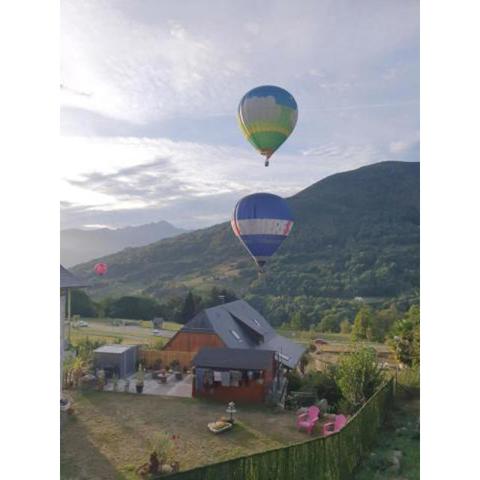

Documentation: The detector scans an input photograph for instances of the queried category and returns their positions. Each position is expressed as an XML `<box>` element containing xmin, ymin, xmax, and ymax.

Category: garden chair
<box><xmin>322</xmin><ymin>414</ymin><xmax>347</xmax><ymax>436</ymax></box>
<box><xmin>296</xmin><ymin>405</ymin><xmax>320</xmax><ymax>435</ymax></box>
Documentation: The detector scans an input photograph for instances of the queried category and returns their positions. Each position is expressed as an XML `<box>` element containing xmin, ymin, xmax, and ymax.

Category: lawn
<box><xmin>61</xmin><ymin>391</ymin><xmax>323</xmax><ymax>480</ymax></box>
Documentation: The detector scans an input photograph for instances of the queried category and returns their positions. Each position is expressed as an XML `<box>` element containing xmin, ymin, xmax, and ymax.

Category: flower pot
<box><xmin>136</xmin><ymin>384</ymin><xmax>144</xmax><ymax>394</ymax></box>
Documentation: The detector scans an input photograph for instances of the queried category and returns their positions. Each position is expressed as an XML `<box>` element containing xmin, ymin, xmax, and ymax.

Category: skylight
<box><xmin>252</xmin><ymin>318</ymin><xmax>261</xmax><ymax>326</ymax></box>
<box><xmin>230</xmin><ymin>330</ymin><xmax>242</xmax><ymax>342</ymax></box>
<box><xmin>278</xmin><ymin>353</ymin><xmax>291</xmax><ymax>361</ymax></box>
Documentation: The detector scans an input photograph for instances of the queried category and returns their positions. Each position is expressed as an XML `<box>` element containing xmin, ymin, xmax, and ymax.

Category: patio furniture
<box><xmin>322</xmin><ymin>414</ymin><xmax>348</xmax><ymax>436</ymax></box>
<box><xmin>296</xmin><ymin>405</ymin><xmax>320</xmax><ymax>435</ymax></box>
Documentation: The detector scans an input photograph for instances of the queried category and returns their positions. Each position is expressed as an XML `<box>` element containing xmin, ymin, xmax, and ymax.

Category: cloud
<box><xmin>60</xmin><ymin>0</ymin><xmax>419</xmax><ymax>229</ymax></box>
<box><xmin>60</xmin><ymin>135</ymin><xmax>396</xmax><ymax>229</ymax></box>
<box><xmin>61</xmin><ymin>0</ymin><xmax>419</xmax><ymax>125</ymax></box>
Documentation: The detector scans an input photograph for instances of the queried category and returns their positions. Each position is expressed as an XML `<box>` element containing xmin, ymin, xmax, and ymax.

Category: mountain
<box><xmin>73</xmin><ymin>161</ymin><xmax>419</xmax><ymax>308</ymax></box>
<box><xmin>61</xmin><ymin>220</ymin><xmax>187</xmax><ymax>267</ymax></box>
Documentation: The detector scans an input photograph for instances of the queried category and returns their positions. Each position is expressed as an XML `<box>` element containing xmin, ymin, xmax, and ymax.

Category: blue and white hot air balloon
<box><xmin>231</xmin><ymin>193</ymin><xmax>294</xmax><ymax>270</ymax></box>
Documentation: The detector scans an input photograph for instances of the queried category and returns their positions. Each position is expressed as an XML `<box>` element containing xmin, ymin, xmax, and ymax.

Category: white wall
<box><xmin>60</xmin><ymin>291</ymin><xmax>65</xmax><ymax>397</ymax></box>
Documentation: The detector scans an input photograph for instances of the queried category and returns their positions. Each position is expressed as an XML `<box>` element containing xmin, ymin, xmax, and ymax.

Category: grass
<box><xmin>61</xmin><ymin>391</ymin><xmax>327</xmax><ymax>480</ymax></box>
<box><xmin>67</xmin><ymin>318</ymin><xmax>181</xmax><ymax>348</ymax></box>
<box><xmin>353</xmin><ymin>392</ymin><xmax>420</xmax><ymax>480</ymax></box>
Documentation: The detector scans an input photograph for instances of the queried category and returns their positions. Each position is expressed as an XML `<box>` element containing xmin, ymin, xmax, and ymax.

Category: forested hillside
<box><xmin>73</xmin><ymin>161</ymin><xmax>419</xmax><ymax>328</ymax></box>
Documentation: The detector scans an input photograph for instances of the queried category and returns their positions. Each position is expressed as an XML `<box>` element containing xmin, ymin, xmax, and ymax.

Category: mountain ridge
<box><xmin>61</xmin><ymin>220</ymin><xmax>188</xmax><ymax>267</ymax></box>
<box><xmin>72</xmin><ymin>161</ymin><xmax>419</xmax><ymax>305</ymax></box>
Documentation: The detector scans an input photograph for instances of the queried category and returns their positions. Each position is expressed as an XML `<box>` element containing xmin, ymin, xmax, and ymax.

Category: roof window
<box><xmin>230</xmin><ymin>329</ymin><xmax>242</xmax><ymax>342</ymax></box>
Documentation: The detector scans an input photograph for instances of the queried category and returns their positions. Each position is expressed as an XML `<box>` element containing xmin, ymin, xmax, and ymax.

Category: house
<box><xmin>152</xmin><ymin>317</ymin><xmax>164</xmax><ymax>329</ymax></box>
<box><xmin>163</xmin><ymin>299</ymin><xmax>306</xmax><ymax>369</ymax></box>
<box><xmin>60</xmin><ymin>265</ymin><xmax>88</xmax><ymax>396</ymax></box>
<box><xmin>163</xmin><ymin>299</ymin><xmax>306</xmax><ymax>404</ymax></box>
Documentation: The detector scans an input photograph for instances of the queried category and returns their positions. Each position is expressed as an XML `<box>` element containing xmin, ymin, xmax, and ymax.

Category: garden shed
<box><xmin>94</xmin><ymin>344</ymin><xmax>138</xmax><ymax>378</ymax></box>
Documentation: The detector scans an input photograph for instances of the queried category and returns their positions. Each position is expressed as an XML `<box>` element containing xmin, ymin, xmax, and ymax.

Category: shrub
<box><xmin>286</xmin><ymin>370</ymin><xmax>303</xmax><ymax>393</ymax></box>
<box><xmin>335</xmin><ymin>346</ymin><xmax>385</xmax><ymax>411</ymax></box>
<box><xmin>299</xmin><ymin>367</ymin><xmax>343</xmax><ymax>407</ymax></box>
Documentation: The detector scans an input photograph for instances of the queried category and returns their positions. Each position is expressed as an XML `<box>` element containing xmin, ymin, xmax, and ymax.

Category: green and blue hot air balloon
<box><xmin>237</xmin><ymin>85</ymin><xmax>298</xmax><ymax>166</ymax></box>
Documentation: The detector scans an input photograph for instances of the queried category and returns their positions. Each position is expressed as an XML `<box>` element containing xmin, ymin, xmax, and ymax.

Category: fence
<box><xmin>138</xmin><ymin>349</ymin><xmax>195</xmax><ymax>370</ymax></box>
<box><xmin>166</xmin><ymin>378</ymin><xmax>394</xmax><ymax>480</ymax></box>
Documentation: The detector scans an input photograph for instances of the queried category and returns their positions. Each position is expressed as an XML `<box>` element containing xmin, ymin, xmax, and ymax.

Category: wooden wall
<box><xmin>193</xmin><ymin>381</ymin><xmax>268</xmax><ymax>404</ymax></box>
<box><xmin>138</xmin><ymin>350</ymin><xmax>195</xmax><ymax>370</ymax></box>
<box><xmin>163</xmin><ymin>332</ymin><xmax>225</xmax><ymax>353</ymax></box>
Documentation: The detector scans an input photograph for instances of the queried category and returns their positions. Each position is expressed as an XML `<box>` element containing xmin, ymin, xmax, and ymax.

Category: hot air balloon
<box><xmin>237</xmin><ymin>85</ymin><xmax>298</xmax><ymax>166</ymax></box>
<box><xmin>231</xmin><ymin>193</ymin><xmax>294</xmax><ymax>270</ymax></box>
<box><xmin>94</xmin><ymin>262</ymin><xmax>108</xmax><ymax>276</ymax></box>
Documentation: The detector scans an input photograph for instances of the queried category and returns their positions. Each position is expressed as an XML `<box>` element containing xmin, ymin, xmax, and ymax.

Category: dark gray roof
<box><xmin>192</xmin><ymin>347</ymin><xmax>275</xmax><ymax>370</ymax></box>
<box><xmin>257</xmin><ymin>334</ymin><xmax>306</xmax><ymax>369</ymax></box>
<box><xmin>181</xmin><ymin>299</ymin><xmax>306</xmax><ymax>369</ymax></box>
<box><xmin>181</xmin><ymin>311</ymin><xmax>214</xmax><ymax>333</ymax></box>
<box><xmin>60</xmin><ymin>265</ymin><xmax>88</xmax><ymax>289</ymax></box>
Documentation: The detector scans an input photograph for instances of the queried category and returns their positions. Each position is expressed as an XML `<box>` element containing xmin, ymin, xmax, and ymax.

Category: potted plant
<box><xmin>96</xmin><ymin>369</ymin><xmax>106</xmax><ymax>391</ymax></box>
<box><xmin>112</xmin><ymin>373</ymin><xmax>119</xmax><ymax>392</ymax></box>
<box><xmin>136</xmin><ymin>364</ymin><xmax>145</xmax><ymax>394</ymax></box>
<box><xmin>158</xmin><ymin>369</ymin><xmax>167</xmax><ymax>384</ymax></box>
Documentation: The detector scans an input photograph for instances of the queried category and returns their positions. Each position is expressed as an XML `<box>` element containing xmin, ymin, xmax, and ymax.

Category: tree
<box><xmin>70</xmin><ymin>290</ymin><xmax>97</xmax><ymax>317</ymax></box>
<box><xmin>318</xmin><ymin>313</ymin><xmax>340</xmax><ymax>332</ymax></box>
<box><xmin>180</xmin><ymin>291</ymin><xmax>197</xmax><ymax>324</ymax></box>
<box><xmin>335</xmin><ymin>346</ymin><xmax>385</xmax><ymax>410</ymax></box>
<box><xmin>340</xmin><ymin>319</ymin><xmax>352</xmax><ymax>334</ymax></box>
<box><xmin>108</xmin><ymin>296</ymin><xmax>159</xmax><ymax>320</ymax></box>
<box><xmin>289</xmin><ymin>311</ymin><xmax>306</xmax><ymax>330</ymax></box>
<box><xmin>388</xmin><ymin>305</ymin><xmax>420</xmax><ymax>366</ymax></box>
<box><xmin>351</xmin><ymin>306</ymin><xmax>372</xmax><ymax>341</ymax></box>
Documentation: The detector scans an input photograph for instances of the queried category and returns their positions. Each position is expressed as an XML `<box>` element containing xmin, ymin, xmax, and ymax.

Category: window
<box><xmin>278</xmin><ymin>353</ymin><xmax>291</xmax><ymax>362</ymax></box>
<box><xmin>230</xmin><ymin>330</ymin><xmax>242</xmax><ymax>342</ymax></box>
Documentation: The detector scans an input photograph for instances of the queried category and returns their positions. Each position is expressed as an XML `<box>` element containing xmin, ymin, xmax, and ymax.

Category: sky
<box><xmin>61</xmin><ymin>0</ymin><xmax>419</xmax><ymax>230</ymax></box>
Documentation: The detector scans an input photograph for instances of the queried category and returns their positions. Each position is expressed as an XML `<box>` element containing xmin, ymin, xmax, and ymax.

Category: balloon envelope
<box><xmin>94</xmin><ymin>262</ymin><xmax>108</xmax><ymax>276</ymax></box>
<box><xmin>237</xmin><ymin>85</ymin><xmax>298</xmax><ymax>165</ymax></box>
<box><xmin>231</xmin><ymin>193</ymin><xmax>294</xmax><ymax>269</ymax></box>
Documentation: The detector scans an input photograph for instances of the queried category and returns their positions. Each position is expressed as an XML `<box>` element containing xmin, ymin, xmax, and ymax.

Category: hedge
<box><xmin>166</xmin><ymin>379</ymin><xmax>394</xmax><ymax>480</ymax></box>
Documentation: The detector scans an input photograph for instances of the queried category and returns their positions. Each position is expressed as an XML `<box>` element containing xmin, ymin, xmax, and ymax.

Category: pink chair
<box><xmin>296</xmin><ymin>406</ymin><xmax>320</xmax><ymax>435</ymax></box>
<box><xmin>322</xmin><ymin>414</ymin><xmax>347</xmax><ymax>436</ymax></box>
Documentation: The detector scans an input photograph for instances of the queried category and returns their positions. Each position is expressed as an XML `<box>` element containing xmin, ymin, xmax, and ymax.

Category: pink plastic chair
<box><xmin>296</xmin><ymin>406</ymin><xmax>320</xmax><ymax>435</ymax></box>
<box><xmin>322</xmin><ymin>414</ymin><xmax>347</xmax><ymax>436</ymax></box>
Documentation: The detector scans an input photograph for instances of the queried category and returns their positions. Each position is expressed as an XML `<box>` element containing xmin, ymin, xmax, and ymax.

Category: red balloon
<box><xmin>94</xmin><ymin>262</ymin><xmax>108</xmax><ymax>276</ymax></box>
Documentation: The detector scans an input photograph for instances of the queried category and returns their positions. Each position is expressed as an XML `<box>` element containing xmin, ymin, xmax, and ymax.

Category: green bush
<box><xmin>300</xmin><ymin>367</ymin><xmax>343</xmax><ymax>407</ymax></box>
<box><xmin>335</xmin><ymin>346</ymin><xmax>385</xmax><ymax>411</ymax></box>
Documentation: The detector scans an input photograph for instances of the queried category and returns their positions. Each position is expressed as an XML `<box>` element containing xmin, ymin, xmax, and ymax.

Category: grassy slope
<box><xmin>353</xmin><ymin>393</ymin><xmax>420</xmax><ymax>480</ymax></box>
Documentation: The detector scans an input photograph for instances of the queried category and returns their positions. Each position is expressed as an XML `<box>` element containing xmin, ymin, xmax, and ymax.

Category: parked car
<box><xmin>153</xmin><ymin>329</ymin><xmax>162</xmax><ymax>336</ymax></box>
<box><xmin>78</xmin><ymin>320</ymin><xmax>89</xmax><ymax>328</ymax></box>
